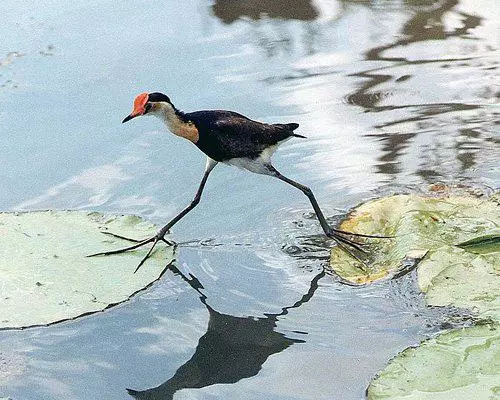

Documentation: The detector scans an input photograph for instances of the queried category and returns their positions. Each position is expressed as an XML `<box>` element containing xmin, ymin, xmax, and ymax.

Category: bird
<box><xmin>89</xmin><ymin>92</ymin><xmax>384</xmax><ymax>272</ymax></box>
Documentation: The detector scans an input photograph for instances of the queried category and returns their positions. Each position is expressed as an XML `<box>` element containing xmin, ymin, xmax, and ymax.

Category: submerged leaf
<box><xmin>367</xmin><ymin>324</ymin><xmax>500</xmax><ymax>400</ymax></box>
<box><xmin>0</xmin><ymin>211</ymin><xmax>175</xmax><ymax>329</ymax></box>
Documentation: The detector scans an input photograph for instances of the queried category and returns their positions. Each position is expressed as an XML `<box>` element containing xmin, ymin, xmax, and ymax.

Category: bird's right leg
<box><xmin>88</xmin><ymin>158</ymin><xmax>218</xmax><ymax>271</ymax></box>
<box><xmin>266</xmin><ymin>166</ymin><xmax>388</xmax><ymax>257</ymax></box>
<box><xmin>97</xmin><ymin>231</ymin><xmax>175</xmax><ymax>246</ymax></box>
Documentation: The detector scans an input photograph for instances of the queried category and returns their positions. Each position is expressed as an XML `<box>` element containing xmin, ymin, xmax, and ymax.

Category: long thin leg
<box><xmin>153</xmin><ymin>158</ymin><xmax>218</xmax><ymax>239</ymax></box>
<box><xmin>266</xmin><ymin>166</ymin><xmax>332</xmax><ymax>235</ymax></box>
<box><xmin>88</xmin><ymin>158</ymin><xmax>218</xmax><ymax>268</ymax></box>
<box><xmin>266</xmin><ymin>165</ymin><xmax>373</xmax><ymax>252</ymax></box>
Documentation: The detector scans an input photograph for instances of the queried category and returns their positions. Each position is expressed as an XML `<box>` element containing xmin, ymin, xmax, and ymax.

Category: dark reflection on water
<box><xmin>229</xmin><ymin>0</ymin><xmax>498</xmax><ymax>188</ymax></box>
<box><xmin>212</xmin><ymin>0</ymin><xmax>319</xmax><ymax>24</ymax></box>
<box><xmin>364</xmin><ymin>0</ymin><xmax>481</xmax><ymax>62</ymax></box>
<box><xmin>342</xmin><ymin>0</ymin><xmax>498</xmax><ymax>182</ymax></box>
<box><xmin>211</xmin><ymin>0</ymin><xmax>329</xmax><ymax>58</ymax></box>
<box><xmin>126</xmin><ymin>265</ymin><xmax>324</xmax><ymax>399</ymax></box>
<box><xmin>346</xmin><ymin>0</ymin><xmax>483</xmax><ymax>110</ymax></box>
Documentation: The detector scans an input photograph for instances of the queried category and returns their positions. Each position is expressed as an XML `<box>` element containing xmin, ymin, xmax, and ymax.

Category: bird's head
<box><xmin>122</xmin><ymin>92</ymin><xmax>173</xmax><ymax>123</ymax></box>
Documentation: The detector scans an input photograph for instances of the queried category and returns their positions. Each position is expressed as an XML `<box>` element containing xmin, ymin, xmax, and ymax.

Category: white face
<box><xmin>123</xmin><ymin>94</ymin><xmax>175</xmax><ymax>124</ymax></box>
<box><xmin>146</xmin><ymin>101</ymin><xmax>175</xmax><ymax>119</ymax></box>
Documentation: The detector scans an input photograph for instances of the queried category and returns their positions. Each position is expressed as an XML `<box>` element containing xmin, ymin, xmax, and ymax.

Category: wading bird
<box><xmin>90</xmin><ymin>92</ymin><xmax>383</xmax><ymax>271</ymax></box>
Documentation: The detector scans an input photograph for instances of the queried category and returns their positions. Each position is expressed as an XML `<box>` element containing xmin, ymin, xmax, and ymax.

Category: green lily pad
<box><xmin>329</xmin><ymin>194</ymin><xmax>500</xmax><ymax>286</ymax></box>
<box><xmin>418</xmin><ymin>247</ymin><xmax>499</xmax><ymax>320</ymax></box>
<box><xmin>341</xmin><ymin>193</ymin><xmax>500</xmax><ymax>399</ymax></box>
<box><xmin>367</xmin><ymin>323</ymin><xmax>500</xmax><ymax>400</ymax></box>
<box><xmin>0</xmin><ymin>211</ymin><xmax>174</xmax><ymax>329</ymax></box>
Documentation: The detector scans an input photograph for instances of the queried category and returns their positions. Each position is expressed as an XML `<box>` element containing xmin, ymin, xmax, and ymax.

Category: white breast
<box><xmin>224</xmin><ymin>144</ymin><xmax>278</xmax><ymax>175</ymax></box>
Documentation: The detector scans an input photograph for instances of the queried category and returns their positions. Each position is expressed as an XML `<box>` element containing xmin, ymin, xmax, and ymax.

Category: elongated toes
<box><xmin>87</xmin><ymin>237</ymin><xmax>156</xmax><ymax>258</ymax></box>
<box><xmin>133</xmin><ymin>238</ymin><xmax>162</xmax><ymax>273</ymax></box>
<box><xmin>87</xmin><ymin>250</ymin><xmax>122</xmax><ymax>257</ymax></box>
<box><xmin>162</xmin><ymin>238</ymin><xmax>175</xmax><ymax>246</ymax></box>
<box><xmin>100</xmin><ymin>231</ymin><xmax>143</xmax><ymax>243</ymax></box>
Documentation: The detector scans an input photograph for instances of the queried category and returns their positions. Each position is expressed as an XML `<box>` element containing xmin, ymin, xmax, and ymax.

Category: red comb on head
<box><xmin>131</xmin><ymin>92</ymin><xmax>149</xmax><ymax>116</ymax></box>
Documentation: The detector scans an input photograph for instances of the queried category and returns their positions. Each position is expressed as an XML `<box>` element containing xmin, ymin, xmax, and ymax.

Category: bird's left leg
<box><xmin>88</xmin><ymin>158</ymin><xmax>218</xmax><ymax>272</ymax></box>
<box><xmin>266</xmin><ymin>166</ymin><xmax>386</xmax><ymax>253</ymax></box>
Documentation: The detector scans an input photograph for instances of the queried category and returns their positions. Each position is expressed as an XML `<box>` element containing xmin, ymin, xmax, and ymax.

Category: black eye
<box><xmin>145</xmin><ymin>103</ymin><xmax>152</xmax><ymax>113</ymax></box>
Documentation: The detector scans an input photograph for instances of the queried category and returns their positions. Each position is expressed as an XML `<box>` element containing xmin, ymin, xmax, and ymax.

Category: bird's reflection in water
<box><xmin>127</xmin><ymin>265</ymin><xmax>325</xmax><ymax>399</ymax></box>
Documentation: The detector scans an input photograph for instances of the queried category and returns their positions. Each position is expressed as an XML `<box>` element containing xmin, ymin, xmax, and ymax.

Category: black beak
<box><xmin>122</xmin><ymin>114</ymin><xmax>137</xmax><ymax>123</ymax></box>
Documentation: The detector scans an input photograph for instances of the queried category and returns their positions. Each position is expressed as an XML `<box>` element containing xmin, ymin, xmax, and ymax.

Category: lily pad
<box><xmin>0</xmin><ymin>211</ymin><xmax>174</xmax><ymax>329</ymax></box>
<box><xmin>329</xmin><ymin>194</ymin><xmax>500</xmax><ymax>286</ymax></box>
<box><xmin>418</xmin><ymin>247</ymin><xmax>499</xmax><ymax>320</ymax></box>
<box><xmin>367</xmin><ymin>323</ymin><xmax>500</xmax><ymax>400</ymax></box>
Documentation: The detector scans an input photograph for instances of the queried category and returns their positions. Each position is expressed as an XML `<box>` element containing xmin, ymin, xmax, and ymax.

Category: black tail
<box><xmin>126</xmin><ymin>388</ymin><xmax>139</xmax><ymax>396</ymax></box>
<box><xmin>276</xmin><ymin>122</ymin><xmax>306</xmax><ymax>138</ymax></box>
<box><xmin>285</xmin><ymin>123</ymin><xmax>299</xmax><ymax>131</ymax></box>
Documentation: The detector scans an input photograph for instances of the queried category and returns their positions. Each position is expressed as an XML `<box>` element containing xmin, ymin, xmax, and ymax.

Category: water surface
<box><xmin>0</xmin><ymin>0</ymin><xmax>498</xmax><ymax>399</ymax></box>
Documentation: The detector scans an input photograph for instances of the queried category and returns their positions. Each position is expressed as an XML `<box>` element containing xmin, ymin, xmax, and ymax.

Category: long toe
<box><xmin>100</xmin><ymin>231</ymin><xmax>144</xmax><ymax>243</ymax></box>
<box><xmin>328</xmin><ymin>232</ymin><xmax>368</xmax><ymax>254</ymax></box>
<box><xmin>87</xmin><ymin>237</ymin><xmax>155</xmax><ymax>257</ymax></box>
<box><xmin>332</xmin><ymin>228</ymin><xmax>394</xmax><ymax>239</ymax></box>
<box><xmin>133</xmin><ymin>238</ymin><xmax>162</xmax><ymax>273</ymax></box>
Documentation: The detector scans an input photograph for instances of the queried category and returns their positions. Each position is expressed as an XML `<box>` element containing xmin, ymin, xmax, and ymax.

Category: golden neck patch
<box><xmin>174</xmin><ymin>121</ymin><xmax>199</xmax><ymax>143</ymax></box>
<box><xmin>157</xmin><ymin>103</ymin><xmax>199</xmax><ymax>143</ymax></box>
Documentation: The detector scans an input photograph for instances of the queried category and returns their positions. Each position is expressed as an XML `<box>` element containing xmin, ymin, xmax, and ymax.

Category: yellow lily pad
<box><xmin>0</xmin><ymin>211</ymin><xmax>174</xmax><ymax>329</ymax></box>
<box><xmin>330</xmin><ymin>194</ymin><xmax>499</xmax><ymax>287</ymax></box>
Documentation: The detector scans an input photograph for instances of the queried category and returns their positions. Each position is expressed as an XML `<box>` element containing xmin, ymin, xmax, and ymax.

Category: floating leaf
<box><xmin>350</xmin><ymin>193</ymin><xmax>500</xmax><ymax>398</ymax></box>
<box><xmin>329</xmin><ymin>194</ymin><xmax>499</xmax><ymax>286</ymax></box>
<box><xmin>367</xmin><ymin>323</ymin><xmax>500</xmax><ymax>400</ymax></box>
<box><xmin>418</xmin><ymin>247</ymin><xmax>499</xmax><ymax>320</ymax></box>
<box><xmin>0</xmin><ymin>211</ymin><xmax>174</xmax><ymax>329</ymax></box>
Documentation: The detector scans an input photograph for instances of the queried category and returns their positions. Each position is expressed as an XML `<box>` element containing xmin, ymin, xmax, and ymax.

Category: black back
<box><xmin>185</xmin><ymin>110</ymin><xmax>300</xmax><ymax>161</ymax></box>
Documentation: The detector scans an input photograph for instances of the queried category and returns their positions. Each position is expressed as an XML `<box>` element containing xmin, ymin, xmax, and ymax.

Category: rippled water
<box><xmin>0</xmin><ymin>0</ymin><xmax>498</xmax><ymax>399</ymax></box>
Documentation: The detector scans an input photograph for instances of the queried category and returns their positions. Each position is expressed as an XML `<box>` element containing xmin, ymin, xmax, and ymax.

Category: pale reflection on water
<box><xmin>0</xmin><ymin>0</ymin><xmax>498</xmax><ymax>399</ymax></box>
